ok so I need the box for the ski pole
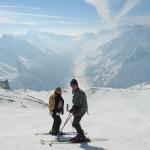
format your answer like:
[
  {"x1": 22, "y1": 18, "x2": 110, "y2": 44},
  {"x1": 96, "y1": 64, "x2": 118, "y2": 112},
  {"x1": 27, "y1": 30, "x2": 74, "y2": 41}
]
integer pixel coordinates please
[
  {"x1": 57, "y1": 113, "x2": 73, "y2": 137},
  {"x1": 66, "y1": 104, "x2": 69, "y2": 112},
  {"x1": 70, "y1": 116, "x2": 74, "y2": 133},
  {"x1": 60, "y1": 113, "x2": 72, "y2": 132},
  {"x1": 66, "y1": 104, "x2": 74, "y2": 131}
]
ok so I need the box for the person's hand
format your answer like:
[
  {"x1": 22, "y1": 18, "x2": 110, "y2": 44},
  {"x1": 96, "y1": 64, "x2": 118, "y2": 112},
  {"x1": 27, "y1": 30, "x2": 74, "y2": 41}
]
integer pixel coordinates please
[
  {"x1": 49, "y1": 111, "x2": 53, "y2": 115},
  {"x1": 69, "y1": 105, "x2": 80, "y2": 115},
  {"x1": 56, "y1": 113, "x2": 61, "y2": 116},
  {"x1": 69, "y1": 108, "x2": 73, "y2": 113},
  {"x1": 69, "y1": 105, "x2": 76, "y2": 113}
]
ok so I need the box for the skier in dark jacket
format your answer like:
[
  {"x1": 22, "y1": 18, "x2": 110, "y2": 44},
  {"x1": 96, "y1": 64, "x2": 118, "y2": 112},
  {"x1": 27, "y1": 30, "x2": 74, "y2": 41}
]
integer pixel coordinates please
[
  {"x1": 69, "y1": 79, "x2": 89, "y2": 142},
  {"x1": 49, "y1": 87, "x2": 64, "y2": 135}
]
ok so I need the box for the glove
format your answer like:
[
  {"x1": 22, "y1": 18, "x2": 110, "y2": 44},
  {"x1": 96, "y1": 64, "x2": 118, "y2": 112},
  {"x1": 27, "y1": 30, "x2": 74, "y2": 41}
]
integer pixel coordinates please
[
  {"x1": 69, "y1": 105, "x2": 80, "y2": 115},
  {"x1": 49, "y1": 111, "x2": 53, "y2": 115},
  {"x1": 69, "y1": 108, "x2": 73, "y2": 113},
  {"x1": 56, "y1": 113, "x2": 61, "y2": 116}
]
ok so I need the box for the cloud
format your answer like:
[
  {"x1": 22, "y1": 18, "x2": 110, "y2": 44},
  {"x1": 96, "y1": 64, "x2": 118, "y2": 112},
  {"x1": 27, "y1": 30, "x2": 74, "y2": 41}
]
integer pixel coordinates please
[
  {"x1": 0, "y1": 5, "x2": 40, "y2": 10},
  {"x1": 0, "y1": 10, "x2": 100, "y2": 24},
  {"x1": 85, "y1": 0, "x2": 144, "y2": 27},
  {"x1": 116, "y1": 0, "x2": 143, "y2": 20},
  {"x1": 0, "y1": 4, "x2": 101, "y2": 31},
  {"x1": 0, "y1": 10, "x2": 101, "y2": 36},
  {"x1": 85, "y1": 0, "x2": 111, "y2": 22},
  {"x1": 0, "y1": 17, "x2": 36, "y2": 25},
  {"x1": 124, "y1": 15, "x2": 150, "y2": 26}
]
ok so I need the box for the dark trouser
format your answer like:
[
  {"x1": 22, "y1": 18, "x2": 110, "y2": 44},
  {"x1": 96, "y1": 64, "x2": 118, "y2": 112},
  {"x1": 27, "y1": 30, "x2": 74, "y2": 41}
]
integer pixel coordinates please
[
  {"x1": 51, "y1": 115, "x2": 62, "y2": 133},
  {"x1": 72, "y1": 113, "x2": 85, "y2": 135}
]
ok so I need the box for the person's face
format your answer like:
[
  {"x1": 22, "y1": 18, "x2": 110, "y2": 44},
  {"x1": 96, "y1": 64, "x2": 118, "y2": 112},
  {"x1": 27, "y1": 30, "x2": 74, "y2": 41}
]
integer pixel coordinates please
[
  {"x1": 70, "y1": 84, "x2": 78, "y2": 91},
  {"x1": 56, "y1": 89, "x2": 62, "y2": 95}
]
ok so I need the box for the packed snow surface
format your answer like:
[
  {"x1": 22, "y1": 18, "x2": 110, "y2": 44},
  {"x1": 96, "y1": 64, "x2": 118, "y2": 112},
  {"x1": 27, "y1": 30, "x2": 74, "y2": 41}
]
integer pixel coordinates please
[{"x1": 0, "y1": 84, "x2": 150, "y2": 150}]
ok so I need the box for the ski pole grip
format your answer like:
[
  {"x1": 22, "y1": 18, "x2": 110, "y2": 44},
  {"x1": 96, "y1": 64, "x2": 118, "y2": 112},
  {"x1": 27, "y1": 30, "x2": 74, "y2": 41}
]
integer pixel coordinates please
[{"x1": 66, "y1": 104, "x2": 69, "y2": 112}]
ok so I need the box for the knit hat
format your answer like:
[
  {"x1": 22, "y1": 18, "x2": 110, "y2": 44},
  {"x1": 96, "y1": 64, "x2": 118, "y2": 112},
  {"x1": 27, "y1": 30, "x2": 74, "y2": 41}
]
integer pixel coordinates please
[
  {"x1": 70, "y1": 79, "x2": 78, "y2": 86},
  {"x1": 54, "y1": 87, "x2": 62, "y2": 95}
]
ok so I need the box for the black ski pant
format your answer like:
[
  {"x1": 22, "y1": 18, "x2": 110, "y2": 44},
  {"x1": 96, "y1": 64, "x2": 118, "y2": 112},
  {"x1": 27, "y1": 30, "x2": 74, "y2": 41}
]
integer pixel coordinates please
[
  {"x1": 51, "y1": 114, "x2": 62, "y2": 133},
  {"x1": 72, "y1": 113, "x2": 85, "y2": 135}
]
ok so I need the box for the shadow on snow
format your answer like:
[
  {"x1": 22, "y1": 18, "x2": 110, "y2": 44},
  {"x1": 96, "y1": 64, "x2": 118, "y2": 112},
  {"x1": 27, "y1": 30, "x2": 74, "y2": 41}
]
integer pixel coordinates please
[{"x1": 80, "y1": 143, "x2": 106, "y2": 150}]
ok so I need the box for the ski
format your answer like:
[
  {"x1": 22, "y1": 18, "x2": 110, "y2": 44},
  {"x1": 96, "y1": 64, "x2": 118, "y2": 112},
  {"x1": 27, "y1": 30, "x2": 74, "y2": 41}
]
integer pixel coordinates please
[
  {"x1": 40, "y1": 137, "x2": 108, "y2": 146},
  {"x1": 36, "y1": 132, "x2": 87, "y2": 136},
  {"x1": 40, "y1": 138, "x2": 108, "y2": 144},
  {"x1": 35, "y1": 131, "x2": 79, "y2": 136},
  {"x1": 40, "y1": 138, "x2": 91, "y2": 146}
]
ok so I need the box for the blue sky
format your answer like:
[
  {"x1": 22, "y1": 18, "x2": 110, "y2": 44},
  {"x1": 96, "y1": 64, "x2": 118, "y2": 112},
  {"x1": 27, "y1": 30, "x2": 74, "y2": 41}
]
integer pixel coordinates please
[{"x1": 0, "y1": 0, "x2": 149, "y2": 35}]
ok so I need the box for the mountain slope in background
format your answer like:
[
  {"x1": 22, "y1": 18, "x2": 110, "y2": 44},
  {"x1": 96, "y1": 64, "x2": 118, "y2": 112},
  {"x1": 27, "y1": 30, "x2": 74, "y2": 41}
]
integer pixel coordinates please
[
  {"x1": 21, "y1": 31, "x2": 73, "y2": 52},
  {"x1": 76, "y1": 25, "x2": 150, "y2": 88},
  {"x1": 0, "y1": 25, "x2": 150, "y2": 90},
  {"x1": 0, "y1": 34, "x2": 74, "y2": 90}
]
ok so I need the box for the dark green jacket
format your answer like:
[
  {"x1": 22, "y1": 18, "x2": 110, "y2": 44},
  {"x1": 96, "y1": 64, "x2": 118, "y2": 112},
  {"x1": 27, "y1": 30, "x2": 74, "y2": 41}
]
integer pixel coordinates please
[{"x1": 72, "y1": 88, "x2": 88, "y2": 114}]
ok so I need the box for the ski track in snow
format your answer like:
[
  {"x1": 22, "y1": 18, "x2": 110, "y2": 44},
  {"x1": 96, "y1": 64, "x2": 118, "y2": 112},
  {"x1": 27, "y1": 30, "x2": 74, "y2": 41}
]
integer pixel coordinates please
[{"x1": 0, "y1": 85, "x2": 150, "y2": 150}]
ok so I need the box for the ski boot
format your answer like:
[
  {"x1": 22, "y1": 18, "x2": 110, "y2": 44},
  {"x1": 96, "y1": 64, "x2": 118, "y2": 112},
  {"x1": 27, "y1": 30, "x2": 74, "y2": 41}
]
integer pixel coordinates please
[{"x1": 71, "y1": 133, "x2": 90, "y2": 143}]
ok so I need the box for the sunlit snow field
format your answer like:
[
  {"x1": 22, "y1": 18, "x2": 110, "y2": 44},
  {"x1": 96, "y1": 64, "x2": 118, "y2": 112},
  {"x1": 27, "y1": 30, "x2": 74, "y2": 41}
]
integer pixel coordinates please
[{"x1": 0, "y1": 84, "x2": 150, "y2": 150}]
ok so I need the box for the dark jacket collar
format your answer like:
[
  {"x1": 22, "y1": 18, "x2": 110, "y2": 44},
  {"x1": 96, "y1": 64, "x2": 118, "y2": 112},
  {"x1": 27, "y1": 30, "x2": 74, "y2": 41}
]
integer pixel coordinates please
[{"x1": 72, "y1": 87, "x2": 80, "y2": 93}]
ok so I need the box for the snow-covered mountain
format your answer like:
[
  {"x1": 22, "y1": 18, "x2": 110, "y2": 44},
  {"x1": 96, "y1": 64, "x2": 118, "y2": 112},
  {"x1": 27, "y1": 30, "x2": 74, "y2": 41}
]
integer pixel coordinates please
[
  {"x1": 76, "y1": 25, "x2": 150, "y2": 88},
  {"x1": 0, "y1": 34, "x2": 74, "y2": 90},
  {"x1": 21, "y1": 31, "x2": 74, "y2": 53},
  {"x1": 0, "y1": 84, "x2": 150, "y2": 150},
  {"x1": 0, "y1": 25, "x2": 150, "y2": 90}
]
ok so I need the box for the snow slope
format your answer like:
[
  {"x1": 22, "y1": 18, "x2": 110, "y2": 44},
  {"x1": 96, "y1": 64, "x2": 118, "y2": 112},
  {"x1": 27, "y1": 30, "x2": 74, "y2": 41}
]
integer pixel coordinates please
[
  {"x1": 1, "y1": 25, "x2": 150, "y2": 90},
  {"x1": 75, "y1": 25, "x2": 150, "y2": 88},
  {"x1": 0, "y1": 34, "x2": 74, "y2": 90},
  {"x1": 0, "y1": 85, "x2": 150, "y2": 150}
]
